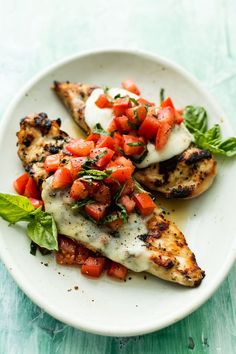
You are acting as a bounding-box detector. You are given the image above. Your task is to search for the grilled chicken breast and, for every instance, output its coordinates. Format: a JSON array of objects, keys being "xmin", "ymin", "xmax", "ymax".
[
  {"xmin": 52, "ymin": 81, "xmax": 217, "ymax": 199},
  {"xmin": 17, "ymin": 113, "xmax": 204, "ymax": 287},
  {"xmin": 17, "ymin": 113, "xmax": 70, "ymax": 185}
]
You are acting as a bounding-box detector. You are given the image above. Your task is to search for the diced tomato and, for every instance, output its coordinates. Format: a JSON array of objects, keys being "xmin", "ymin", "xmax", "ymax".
[
  {"xmin": 138, "ymin": 114, "xmax": 159, "ymax": 140},
  {"xmin": 121, "ymin": 79, "xmax": 141, "ymax": 96},
  {"xmin": 90, "ymin": 147, "xmax": 114, "ymax": 168},
  {"xmin": 126, "ymin": 105, "xmax": 147, "ymax": 123},
  {"xmin": 175, "ymin": 110, "xmax": 184, "ymax": 124},
  {"xmin": 75, "ymin": 245, "xmax": 91, "ymax": 265},
  {"xmin": 137, "ymin": 97, "xmax": 155, "ymax": 106},
  {"xmin": 70, "ymin": 180, "xmax": 88, "ymax": 200},
  {"xmin": 44, "ymin": 154, "xmax": 60, "ymax": 173},
  {"xmin": 81, "ymin": 257, "xmax": 106, "ymax": 277},
  {"xmin": 113, "ymin": 132, "xmax": 123, "ymax": 150},
  {"xmin": 29, "ymin": 197, "xmax": 44, "ymax": 208},
  {"xmin": 113, "ymin": 96, "xmax": 131, "ymax": 117},
  {"xmin": 155, "ymin": 121, "xmax": 172, "ymax": 150},
  {"xmin": 95, "ymin": 94, "xmax": 113, "ymax": 108},
  {"xmin": 121, "ymin": 178, "xmax": 134, "ymax": 196},
  {"xmin": 56, "ymin": 236, "xmax": 77, "ymax": 265},
  {"xmin": 70, "ymin": 157, "xmax": 87, "ymax": 179},
  {"xmin": 107, "ymin": 118, "xmax": 117, "ymax": 133},
  {"xmin": 66, "ymin": 139, "xmax": 94, "ymax": 157},
  {"xmin": 107, "ymin": 262, "xmax": 128, "ymax": 280},
  {"xmin": 106, "ymin": 156, "xmax": 135, "ymax": 183},
  {"xmin": 13, "ymin": 172, "xmax": 29, "ymax": 195},
  {"xmin": 52, "ymin": 167, "xmax": 73, "ymax": 189},
  {"xmin": 133, "ymin": 193, "xmax": 156, "ymax": 216},
  {"xmin": 114, "ymin": 156, "xmax": 135, "ymax": 171},
  {"xmin": 86, "ymin": 133, "xmax": 100, "ymax": 143},
  {"xmin": 123, "ymin": 135, "xmax": 145, "ymax": 156},
  {"xmin": 85, "ymin": 203, "xmax": 107, "ymax": 221},
  {"xmin": 160, "ymin": 97, "xmax": 175, "ymax": 110},
  {"xmin": 114, "ymin": 115, "xmax": 132, "ymax": 133},
  {"xmin": 93, "ymin": 183, "xmax": 111, "ymax": 204},
  {"xmin": 157, "ymin": 106, "xmax": 175, "ymax": 126},
  {"xmin": 106, "ymin": 215, "xmax": 124, "ymax": 231},
  {"xmin": 118, "ymin": 195, "xmax": 135, "ymax": 214},
  {"xmin": 96, "ymin": 136, "xmax": 114, "ymax": 150},
  {"xmin": 24, "ymin": 177, "xmax": 40, "ymax": 199}
]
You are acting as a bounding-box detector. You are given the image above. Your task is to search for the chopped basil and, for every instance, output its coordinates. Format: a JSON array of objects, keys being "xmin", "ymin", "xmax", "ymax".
[
  {"xmin": 133, "ymin": 178, "xmax": 151, "ymax": 194},
  {"xmin": 92, "ymin": 123, "xmax": 110, "ymax": 136},
  {"xmin": 81, "ymin": 150, "xmax": 107, "ymax": 169},
  {"xmin": 183, "ymin": 105, "xmax": 236, "ymax": 157},
  {"xmin": 160, "ymin": 88, "xmax": 165, "ymax": 103},
  {"xmin": 131, "ymin": 148, "xmax": 148, "ymax": 164},
  {"xmin": 117, "ymin": 203, "xmax": 128, "ymax": 223},
  {"xmin": 103, "ymin": 86, "xmax": 110, "ymax": 94},
  {"xmin": 128, "ymin": 121, "xmax": 139, "ymax": 130},
  {"xmin": 130, "ymin": 97, "xmax": 139, "ymax": 106},
  {"xmin": 114, "ymin": 93, "xmax": 122, "ymax": 99},
  {"xmin": 78, "ymin": 169, "xmax": 110, "ymax": 181},
  {"xmin": 71, "ymin": 198, "xmax": 94, "ymax": 210},
  {"xmin": 127, "ymin": 142, "xmax": 145, "ymax": 147}
]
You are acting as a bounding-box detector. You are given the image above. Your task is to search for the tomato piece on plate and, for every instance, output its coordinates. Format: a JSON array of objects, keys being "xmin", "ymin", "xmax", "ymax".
[
  {"xmin": 113, "ymin": 132, "xmax": 123, "ymax": 150},
  {"xmin": 126, "ymin": 105, "xmax": 147, "ymax": 123},
  {"xmin": 107, "ymin": 118, "xmax": 118, "ymax": 133},
  {"xmin": 138, "ymin": 113, "xmax": 159, "ymax": 140},
  {"xmin": 70, "ymin": 157, "xmax": 87, "ymax": 179},
  {"xmin": 137, "ymin": 97, "xmax": 155, "ymax": 106},
  {"xmin": 133, "ymin": 193, "xmax": 156, "ymax": 216},
  {"xmin": 123, "ymin": 135, "xmax": 145, "ymax": 156},
  {"xmin": 81, "ymin": 257, "xmax": 106, "ymax": 277},
  {"xmin": 56, "ymin": 235, "xmax": 77, "ymax": 265},
  {"xmin": 13, "ymin": 172, "xmax": 29, "ymax": 195},
  {"xmin": 24, "ymin": 177, "xmax": 40, "ymax": 199},
  {"xmin": 175, "ymin": 110, "xmax": 184, "ymax": 124},
  {"xmin": 107, "ymin": 156, "xmax": 135, "ymax": 183},
  {"xmin": 157, "ymin": 106, "xmax": 175, "ymax": 126},
  {"xmin": 113, "ymin": 96, "xmax": 131, "ymax": 117},
  {"xmin": 96, "ymin": 136, "xmax": 115, "ymax": 150},
  {"xmin": 85, "ymin": 203, "xmax": 107, "ymax": 221},
  {"xmin": 66, "ymin": 139, "xmax": 94, "ymax": 157},
  {"xmin": 121, "ymin": 178, "xmax": 135, "ymax": 196},
  {"xmin": 29, "ymin": 197, "xmax": 44, "ymax": 208},
  {"xmin": 95, "ymin": 94, "xmax": 113, "ymax": 108},
  {"xmin": 74, "ymin": 245, "xmax": 91, "ymax": 265},
  {"xmin": 90, "ymin": 147, "xmax": 114, "ymax": 168},
  {"xmin": 70, "ymin": 180, "xmax": 88, "ymax": 200},
  {"xmin": 155, "ymin": 106, "xmax": 175, "ymax": 150},
  {"xmin": 114, "ymin": 115, "xmax": 132, "ymax": 133},
  {"xmin": 107, "ymin": 262, "xmax": 128, "ymax": 280},
  {"xmin": 106, "ymin": 215, "xmax": 124, "ymax": 231},
  {"xmin": 121, "ymin": 79, "xmax": 141, "ymax": 96},
  {"xmin": 118, "ymin": 195, "xmax": 135, "ymax": 214},
  {"xmin": 52, "ymin": 167, "xmax": 73, "ymax": 189},
  {"xmin": 44, "ymin": 154, "xmax": 61, "ymax": 173}
]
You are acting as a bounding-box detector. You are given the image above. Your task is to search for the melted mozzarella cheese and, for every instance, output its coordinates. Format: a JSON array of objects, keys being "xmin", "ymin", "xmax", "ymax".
[
  {"xmin": 84, "ymin": 87, "xmax": 138, "ymax": 130},
  {"xmin": 136, "ymin": 124, "xmax": 193, "ymax": 168},
  {"xmin": 42, "ymin": 178, "xmax": 150, "ymax": 272},
  {"xmin": 85, "ymin": 87, "xmax": 193, "ymax": 167}
]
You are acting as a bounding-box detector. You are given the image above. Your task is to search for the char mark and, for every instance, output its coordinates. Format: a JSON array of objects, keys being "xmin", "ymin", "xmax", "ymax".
[{"xmin": 185, "ymin": 150, "xmax": 212, "ymax": 165}]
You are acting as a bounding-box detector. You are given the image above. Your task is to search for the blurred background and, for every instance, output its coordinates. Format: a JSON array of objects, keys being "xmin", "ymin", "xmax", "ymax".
[{"xmin": 0, "ymin": 0, "xmax": 235, "ymax": 353}]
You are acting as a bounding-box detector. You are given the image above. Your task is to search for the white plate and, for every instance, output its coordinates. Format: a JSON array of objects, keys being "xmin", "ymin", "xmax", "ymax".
[{"xmin": 0, "ymin": 49, "xmax": 235, "ymax": 337}]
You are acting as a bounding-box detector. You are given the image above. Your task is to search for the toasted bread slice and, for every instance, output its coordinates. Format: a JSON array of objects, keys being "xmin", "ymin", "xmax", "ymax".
[{"xmin": 52, "ymin": 81, "xmax": 217, "ymax": 199}]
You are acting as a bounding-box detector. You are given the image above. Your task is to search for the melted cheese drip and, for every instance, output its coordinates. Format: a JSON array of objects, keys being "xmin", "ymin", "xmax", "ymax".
[{"xmin": 42, "ymin": 177, "xmax": 150, "ymax": 272}]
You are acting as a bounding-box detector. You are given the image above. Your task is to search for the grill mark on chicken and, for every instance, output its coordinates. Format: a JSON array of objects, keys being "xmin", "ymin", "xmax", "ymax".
[{"xmin": 52, "ymin": 81, "xmax": 217, "ymax": 199}]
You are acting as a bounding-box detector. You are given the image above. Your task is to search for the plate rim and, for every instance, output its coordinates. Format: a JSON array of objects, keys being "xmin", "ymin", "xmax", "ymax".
[{"xmin": 0, "ymin": 48, "xmax": 235, "ymax": 337}]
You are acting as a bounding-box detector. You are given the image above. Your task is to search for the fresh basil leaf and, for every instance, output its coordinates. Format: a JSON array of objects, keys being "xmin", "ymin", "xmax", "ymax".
[
  {"xmin": 183, "ymin": 105, "xmax": 208, "ymax": 134},
  {"xmin": 127, "ymin": 142, "xmax": 145, "ymax": 147},
  {"xmin": 160, "ymin": 88, "xmax": 165, "ymax": 103},
  {"xmin": 217, "ymin": 137, "xmax": 236, "ymax": 157},
  {"xmin": 92, "ymin": 123, "xmax": 110, "ymax": 136},
  {"xmin": 27, "ymin": 211, "xmax": 58, "ymax": 251},
  {"xmin": 0, "ymin": 193, "xmax": 35, "ymax": 223}
]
